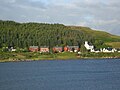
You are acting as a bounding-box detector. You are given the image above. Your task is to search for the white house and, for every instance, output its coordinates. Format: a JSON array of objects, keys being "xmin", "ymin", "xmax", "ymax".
[
  {"xmin": 8, "ymin": 47, "xmax": 16, "ymax": 52},
  {"xmin": 101, "ymin": 48, "xmax": 116, "ymax": 53},
  {"xmin": 11, "ymin": 48, "xmax": 16, "ymax": 52},
  {"xmin": 84, "ymin": 41, "xmax": 94, "ymax": 50}
]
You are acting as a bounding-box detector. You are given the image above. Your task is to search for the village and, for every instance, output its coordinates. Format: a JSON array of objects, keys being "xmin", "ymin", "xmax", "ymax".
[{"xmin": 6, "ymin": 41, "xmax": 120, "ymax": 53}]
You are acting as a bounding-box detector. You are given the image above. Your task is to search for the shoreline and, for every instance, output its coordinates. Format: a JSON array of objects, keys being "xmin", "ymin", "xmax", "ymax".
[
  {"xmin": 0, "ymin": 56, "xmax": 120, "ymax": 63},
  {"xmin": 0, "ymin": 52, "xmax": 120, "ymax": 63}
]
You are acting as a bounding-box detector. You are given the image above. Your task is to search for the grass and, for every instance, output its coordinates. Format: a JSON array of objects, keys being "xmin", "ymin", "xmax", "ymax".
[
  {"xmin": 0, "ymin": 51, "xmax": 120, "ymax": 62},
  {"xmin": 55, "ymin": 52, "xmax": 77, "ymax": 60},
  {"xmin": 0, "ymin": 52, "xmax": 78, "ymax": 62},
  {"xmin": 105, "ymin": 42, "xmax": 120, "ymax": 48},
  {"xmin": 69, "ymin": 26, "xmax": 120, "ymax": 42}
]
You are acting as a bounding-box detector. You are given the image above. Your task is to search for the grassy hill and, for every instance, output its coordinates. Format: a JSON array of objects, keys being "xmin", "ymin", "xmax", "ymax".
[
  {"xmin": 105, "ymin": 42, "xmax": 120, "ymax": 48},
  {"xmin": 69, "ymin": 26, "xmax": 120, "ymax": 42},
  {"xmin": 69, "ymin": 26, "xmax": 120, "ymax": 48},
  {"xmin": 0, "ymin": 20, "xmax": 120, "ymax": 49}
]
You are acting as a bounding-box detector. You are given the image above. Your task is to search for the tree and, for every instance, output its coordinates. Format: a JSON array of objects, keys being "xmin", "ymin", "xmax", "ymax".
[{"xmin": 80, "ymin": 44, "xmax": 88, "ymax": 53}]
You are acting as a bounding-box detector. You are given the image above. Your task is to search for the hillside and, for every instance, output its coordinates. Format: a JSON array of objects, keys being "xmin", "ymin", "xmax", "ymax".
[
  {"xmin": 0, "ymin": 20, "xmax": 120, "ymax": 49},
  {"xmin": 105, "ymin": 42, "xmax": 120, "ymax": 48},
  {"xmin": 69, "ymin": 26, "xmax": 120, "ymax": 42}
]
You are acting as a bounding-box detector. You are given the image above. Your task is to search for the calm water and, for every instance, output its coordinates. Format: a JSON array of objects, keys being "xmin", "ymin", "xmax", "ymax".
[{"xmin": 0, "ymin": 59, "xmax": 120, "ymax": 90}]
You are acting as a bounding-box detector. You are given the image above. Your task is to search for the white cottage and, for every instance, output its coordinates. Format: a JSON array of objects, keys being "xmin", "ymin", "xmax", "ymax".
[
  {"xmin": 84, "ymin": 41, "xmax": 94, "ymax": 50},
  {"xmin": 101, "ymin": 48, "xmax": 117, "ymax": 53}
]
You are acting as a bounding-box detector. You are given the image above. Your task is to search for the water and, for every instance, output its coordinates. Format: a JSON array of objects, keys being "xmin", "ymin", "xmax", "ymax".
[{"xmin": 0, "ymin": 59, "xmax": 120, "ymax": 90}]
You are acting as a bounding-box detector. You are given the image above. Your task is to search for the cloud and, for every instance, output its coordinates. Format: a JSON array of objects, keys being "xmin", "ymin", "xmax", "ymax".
[
  {"xmin": 0, "ymin": 0, "xmax": 46, "ymax": 10},
  {"xmin": 0, "ymin": 0, "xmax": 120, "ymax": 35},
  {"xmin": 0, "ymin": 0, "xmax": 47, "ymax": 22}
]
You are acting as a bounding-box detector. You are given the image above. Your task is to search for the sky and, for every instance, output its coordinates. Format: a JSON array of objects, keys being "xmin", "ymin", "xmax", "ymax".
[{"xmin": 0, "ymin": 0, "xmax": 120, "ymax": 35}]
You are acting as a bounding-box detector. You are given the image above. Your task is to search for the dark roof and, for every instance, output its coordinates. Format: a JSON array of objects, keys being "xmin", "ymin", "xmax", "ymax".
[
  {"xmin": 29, "ymin": 46, "xmax": 38, "ymax": 48},
  {"xmin": 67, "ymin": 46, "xmax": 79, "ymax": 48},
  {"xmin": 40, "ymin": 46, "xmax": 49, "ymax": 48},
  {"xmin": 117, "ymin": 48, "xmax": 120, "ymax": 51},
  {"xmin": 106, "ymin": 47, "xmax": 113, "ymax": 51},
  {"xmin": 53, "ymin": 47, "xmax": 62, "ymax": 48},
  {"xmin": 88, "ymin": 42, "xmax": 93, "ymax": 46}
]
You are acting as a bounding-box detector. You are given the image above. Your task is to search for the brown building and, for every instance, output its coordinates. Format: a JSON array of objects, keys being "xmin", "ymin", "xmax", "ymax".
[
  {"xmin": 64, "ymin": 46, "xmax": 79, "ymax": 52},
  {"xmin": 29, "ymin": 46, "xmax": 39, "ymax": 52},
  {"xmin": 40, "ymin": 46, "xmax": 49, "ymax": 53},
  {"xmin": 64, "ymin": 46, "xmax": 68, "ymax": 52},
  {"xmin": 53, "ymin": 47, "xmax": 63, "ymax": 53}
]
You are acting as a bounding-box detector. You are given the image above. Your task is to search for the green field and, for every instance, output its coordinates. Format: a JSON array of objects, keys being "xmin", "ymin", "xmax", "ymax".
[
  {"xmin": 69, "ymin": 26, "xmax": 120, "ymax": 42},
  {"xmin": 105, "ymin": 42, "xmax": 120, "ymax": 48},
  {"xmin": 0, "ymin": 52, "xmax": 120, "ymax": 62}
]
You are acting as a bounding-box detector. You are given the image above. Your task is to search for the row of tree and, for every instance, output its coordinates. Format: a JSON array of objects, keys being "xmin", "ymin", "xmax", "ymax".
[{"xmin": 0, "ymin": 20, "xmax": 112, "ymax": 49}]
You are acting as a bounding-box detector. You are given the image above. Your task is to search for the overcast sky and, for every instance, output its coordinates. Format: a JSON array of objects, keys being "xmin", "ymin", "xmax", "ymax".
[{"xmin": 0, "ymin": 0, "xmax": 120, "ymax": 35}]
